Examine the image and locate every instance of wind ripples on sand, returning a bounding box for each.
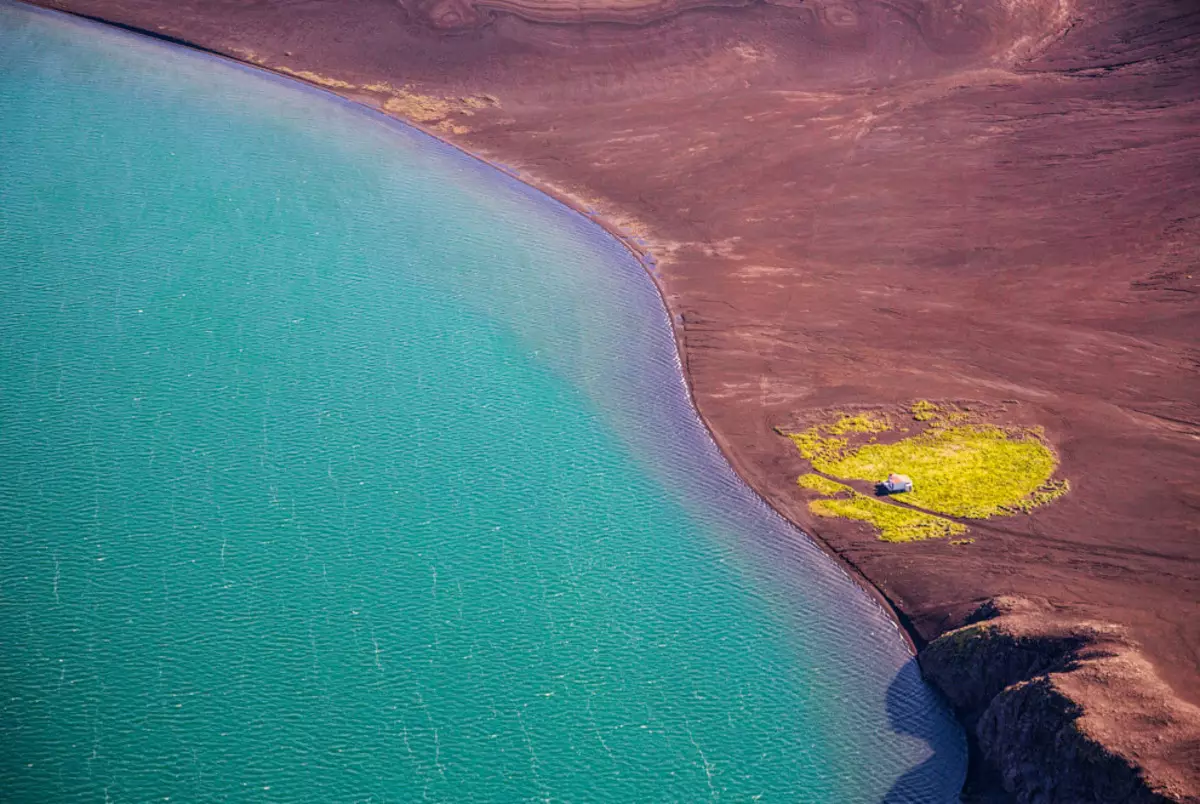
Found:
[0,3,965,802]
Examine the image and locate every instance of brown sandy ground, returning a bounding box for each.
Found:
[22,0,1200,799]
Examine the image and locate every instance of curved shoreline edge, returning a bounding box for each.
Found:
[12,3,1199,801]
[1,5,972,799]
[9,1,924,655]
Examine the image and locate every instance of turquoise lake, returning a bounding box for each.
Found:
[0,3,966,800]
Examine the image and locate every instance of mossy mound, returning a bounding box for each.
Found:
[820,424,1060,519]
[785,402,1068,541]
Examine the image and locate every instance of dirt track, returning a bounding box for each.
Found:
[21,0,1200,796]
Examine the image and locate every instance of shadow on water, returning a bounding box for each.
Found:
[882,658,966,803]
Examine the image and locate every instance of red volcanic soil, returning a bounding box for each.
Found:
[24,0,1200,797]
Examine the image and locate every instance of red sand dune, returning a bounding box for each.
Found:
[25,0,1200,798]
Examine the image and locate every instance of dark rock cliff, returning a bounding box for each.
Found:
[919,598,1200,803]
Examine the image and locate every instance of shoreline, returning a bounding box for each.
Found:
[13,1,1200,799]
[0,6,970,799]
[22,2,926,654]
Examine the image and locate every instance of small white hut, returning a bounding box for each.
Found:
[882,473,914,494]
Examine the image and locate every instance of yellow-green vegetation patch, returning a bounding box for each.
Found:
[1001,479,1071,514]
[911,399,969,427]
[783,410,893,467]
[826,412,891,436]
[818,424,1060,519]
[797,473,853,496]
[787,426,850,467]
[911,400,941,421]
[810,493,966,543]
[782,402,1069,542]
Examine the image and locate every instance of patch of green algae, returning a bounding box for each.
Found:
[786,402,1068,541]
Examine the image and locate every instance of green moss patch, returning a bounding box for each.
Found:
[911,399,941,422]
[787,427,848,467]
[782,402,1069,542]
[797,473,853,496]
[819,425,1058,519]
[810,493,966,543]
[826,412,891,436]
[1001,478,1071,514]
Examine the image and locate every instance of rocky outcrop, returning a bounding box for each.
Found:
[920,598,1200,803]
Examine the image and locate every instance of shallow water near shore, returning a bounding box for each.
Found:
[0,2,965,800]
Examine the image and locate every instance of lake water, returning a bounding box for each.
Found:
[0,3,965,800]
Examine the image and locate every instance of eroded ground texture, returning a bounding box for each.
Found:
[25,0,1200,799]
